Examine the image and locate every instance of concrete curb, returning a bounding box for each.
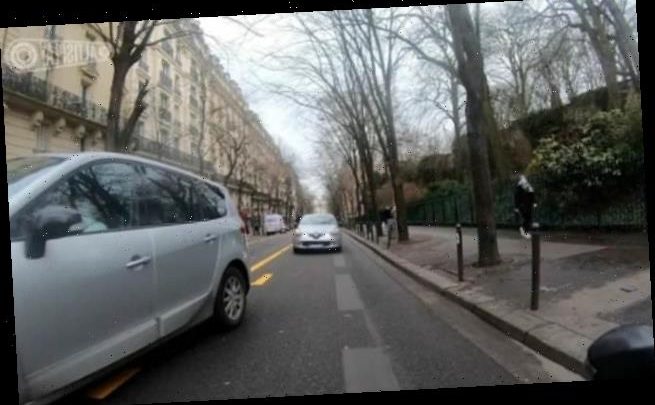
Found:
[344,229,592,379]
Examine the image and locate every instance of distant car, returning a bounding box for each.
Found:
[293,213,342,253]
[264,214,285,235]
[9,152,250,405]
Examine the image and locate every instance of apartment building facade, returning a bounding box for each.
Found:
[2,20,298,221]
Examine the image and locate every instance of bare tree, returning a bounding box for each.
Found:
[89,20,202,152]
[330,9,411,241]
[260,13,385,235]
[543,0,621,109]
[602,0,639,89]
[446,4,502,266]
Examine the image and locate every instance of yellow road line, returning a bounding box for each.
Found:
[250,244,292,272]
[252,273,274,286]
[86,367,140,400]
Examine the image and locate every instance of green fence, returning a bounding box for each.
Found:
[406,182,647,230]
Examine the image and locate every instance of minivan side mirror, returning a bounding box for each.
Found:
[24,205,82,259]
[587,324,655,380]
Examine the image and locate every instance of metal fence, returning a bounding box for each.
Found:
[406,183,647,230]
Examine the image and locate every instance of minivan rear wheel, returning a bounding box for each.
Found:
[212,266,247,330]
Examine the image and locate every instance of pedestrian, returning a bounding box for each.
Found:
[253,214,260,236]
[513,170,535,240]
[386,205,397,239]
[239,209,250,235]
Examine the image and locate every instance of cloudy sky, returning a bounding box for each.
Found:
[200,14,329,209]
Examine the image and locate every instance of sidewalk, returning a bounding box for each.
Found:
[346,225,652,377]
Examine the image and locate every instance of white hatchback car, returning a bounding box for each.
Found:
[292,213,342,253]
[8,152,250,405]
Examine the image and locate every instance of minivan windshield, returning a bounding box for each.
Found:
[299,214,337,226]
[7,156,66,198]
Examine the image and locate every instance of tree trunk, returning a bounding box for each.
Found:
[106,59,131,152]
[573,0,620,109]
[604,0,639,89]
[448,4,501,267]
[540,60,564,109]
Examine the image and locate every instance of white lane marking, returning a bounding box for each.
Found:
[333,255,346,268]
[335,274,365,312]
[342,347,400,393]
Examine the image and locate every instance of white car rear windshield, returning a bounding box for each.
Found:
[300,215,337,225]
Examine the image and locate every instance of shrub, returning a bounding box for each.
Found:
[528,105,644,214]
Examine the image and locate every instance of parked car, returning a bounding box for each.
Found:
[8,152,250,405]
[263,214,285,235]
[293,213,342,253]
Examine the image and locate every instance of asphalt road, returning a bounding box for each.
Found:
[61,232,581,404]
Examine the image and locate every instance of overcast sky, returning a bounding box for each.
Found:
[200,14,328,209]
[198,1,635,212]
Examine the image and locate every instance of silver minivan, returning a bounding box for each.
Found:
[8,152,250,405]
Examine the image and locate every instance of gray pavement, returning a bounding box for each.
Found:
[351,225,652,375]
[59,231,583,404]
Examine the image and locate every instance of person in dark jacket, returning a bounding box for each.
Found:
[514,171,535,239]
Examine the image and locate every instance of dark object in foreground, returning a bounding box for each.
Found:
[586,324,655,380]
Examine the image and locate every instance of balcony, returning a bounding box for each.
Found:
[159,74,172,91]
[132,133,216,177]
[2,67,108,125]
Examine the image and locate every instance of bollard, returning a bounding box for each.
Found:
[456,223,464,282]
[374,223,379,244]
[531,223,541,311]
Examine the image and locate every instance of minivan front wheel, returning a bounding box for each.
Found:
[213,267,247,330]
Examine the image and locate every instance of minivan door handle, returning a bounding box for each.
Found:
[125,255,151,270]
[204,234,218,243]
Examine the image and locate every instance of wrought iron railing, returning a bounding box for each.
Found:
[2,67,108,124]
[132,133,216,177]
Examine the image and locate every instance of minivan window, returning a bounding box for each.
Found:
[11,161,143,239]
[193,180,225,221]
[7,156,66,198]
[141,165,194,225]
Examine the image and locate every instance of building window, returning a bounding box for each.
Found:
[162,60,170,77]
[160,93,169,110]
[160,128,169,146]
[35,126,49,153]
[135,120,145,137]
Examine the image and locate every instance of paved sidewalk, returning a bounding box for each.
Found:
[346,225,652,377]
